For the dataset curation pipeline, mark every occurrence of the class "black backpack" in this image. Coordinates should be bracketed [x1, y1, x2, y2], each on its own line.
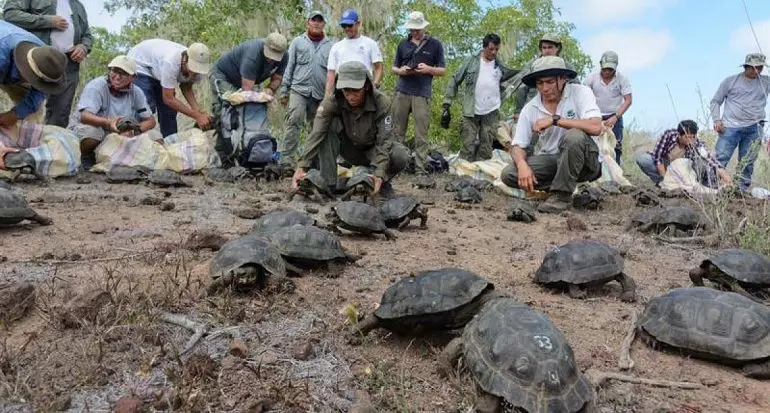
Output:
[240, 132, 278, 168]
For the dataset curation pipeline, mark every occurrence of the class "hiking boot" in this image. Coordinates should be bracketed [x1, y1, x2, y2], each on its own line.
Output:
[81, 152, 96, 171]
[537, 191, 573, 214]
[378, 181, 396, 200]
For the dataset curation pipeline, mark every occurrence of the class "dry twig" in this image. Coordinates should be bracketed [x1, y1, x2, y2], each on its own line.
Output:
[586, 369, 702, 390]
[618, 311, 638, 370]
[14, 252, 157, 266]
[158, 312, 210, 355]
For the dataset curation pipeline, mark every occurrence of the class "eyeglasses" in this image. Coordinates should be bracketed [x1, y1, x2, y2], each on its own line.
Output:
[340, 23, 353, 28]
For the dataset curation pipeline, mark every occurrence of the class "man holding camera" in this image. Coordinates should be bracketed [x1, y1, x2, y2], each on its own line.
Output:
[391, 11, 445, 174]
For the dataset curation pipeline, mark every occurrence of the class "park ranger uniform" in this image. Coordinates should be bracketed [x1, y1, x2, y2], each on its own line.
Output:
[297, 61, 409, 192]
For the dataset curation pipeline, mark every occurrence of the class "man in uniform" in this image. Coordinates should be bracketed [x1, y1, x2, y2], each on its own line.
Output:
[501, 56, 603, 213]
[291, 61, 409, 199]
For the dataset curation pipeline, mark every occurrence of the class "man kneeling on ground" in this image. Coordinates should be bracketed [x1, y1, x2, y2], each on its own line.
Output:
[501, 56, 603, 213]
[291, 61, 409, 199]
[635, 119, 732, 188]
[68, 55, 156, 169]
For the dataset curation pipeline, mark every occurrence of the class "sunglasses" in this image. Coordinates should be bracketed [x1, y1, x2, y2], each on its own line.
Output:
[340, 23, 353, 28]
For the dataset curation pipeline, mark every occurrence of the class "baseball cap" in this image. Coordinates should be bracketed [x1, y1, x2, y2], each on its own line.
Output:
[336, 61, 369, 89]
[108, 55, 137, 75]
[186, 43, 211, 74]
[263, 33, 288, 61]
[307, 10, 325, 20]
[339, 8, 359, 25]
[600, 51, 619, 70]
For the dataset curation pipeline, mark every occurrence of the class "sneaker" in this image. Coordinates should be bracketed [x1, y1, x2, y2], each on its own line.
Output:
[378, 181, 396, 200]
[81, 152, 96, 171]
[537, 191, 572, 214]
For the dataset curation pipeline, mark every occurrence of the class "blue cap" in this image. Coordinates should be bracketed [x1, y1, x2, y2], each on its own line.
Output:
[339, 8, 359, 25]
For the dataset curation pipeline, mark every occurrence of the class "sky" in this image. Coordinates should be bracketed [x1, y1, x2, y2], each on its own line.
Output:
[81, 0, 770, 135]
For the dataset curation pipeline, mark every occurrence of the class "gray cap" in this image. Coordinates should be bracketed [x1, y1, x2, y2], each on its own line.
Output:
[521, 56, 577, 87]
[743, 53, 766, 67]
[307, 10, 325, 20]
[263, 32, 288, 61]
[336, 61, 370, 89]
[600, 50, 619, 70]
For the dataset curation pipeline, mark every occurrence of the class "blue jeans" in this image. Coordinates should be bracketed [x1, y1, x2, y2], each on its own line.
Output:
[602, 114, 624, 163]
[715, 123, 762, 191]
[635, 152, 717, 188]
[134, 74, 178, 137]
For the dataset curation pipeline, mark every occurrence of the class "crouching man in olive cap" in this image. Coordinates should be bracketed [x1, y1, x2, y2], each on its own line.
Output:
[291, 61, 409, 199]
[501, 56, 603, 213]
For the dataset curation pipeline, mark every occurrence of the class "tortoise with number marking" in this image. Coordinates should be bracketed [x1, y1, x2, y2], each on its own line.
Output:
[0, 187, 52, 226]
[689, 249, 770, 301]
[327, 200, 396, 240]
[534, 239, 637, 302]
[379, 196, 428, 229]
[352, 268, 495, 340]
[207, 235, 295, 295]
[638, 287, 770, 379]
[439, 297, 594, 413]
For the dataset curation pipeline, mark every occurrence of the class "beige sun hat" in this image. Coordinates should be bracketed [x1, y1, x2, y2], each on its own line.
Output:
[186, 43, 212, 74]
[264, 33, 288, 61]
[107, 55, 137, 75]
[404, 11, 429, 30]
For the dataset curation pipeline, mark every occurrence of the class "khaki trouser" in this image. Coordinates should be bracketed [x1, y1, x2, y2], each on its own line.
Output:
[0, 84, 47, 124]
[280, 91, 321, 167]
[500, 129, 601, 194]
[460, 110, 499, 162]
[314, 119, 410, 187]
[391, 91, 430, 171]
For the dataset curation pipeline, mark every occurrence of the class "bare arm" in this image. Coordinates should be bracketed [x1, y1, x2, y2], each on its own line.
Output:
[162, 87, 202, 120]
[617, 94, 632, 117]
[372, 62, 383, 86]
[138, 116, 157, 133]
[79, 111, 116, 131]
[324, 70, 336, 97]
[266, 74, 282, 94]
[241, 79, 256, 92]
[557, 117, 603, 136]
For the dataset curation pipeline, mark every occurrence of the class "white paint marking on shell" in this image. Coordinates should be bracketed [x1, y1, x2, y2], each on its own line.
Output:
[533, 335, 553, 351]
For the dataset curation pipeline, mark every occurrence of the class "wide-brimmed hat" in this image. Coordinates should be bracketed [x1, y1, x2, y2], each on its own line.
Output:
[264, 33, 288, 61]
[743, 53, 766, 67]
[404, 11, 429, 30]
[13, 42, 68, 94]
[336, 61, 370, 89]
[186, 43, 212, 74]
[521, 56, 577, 87]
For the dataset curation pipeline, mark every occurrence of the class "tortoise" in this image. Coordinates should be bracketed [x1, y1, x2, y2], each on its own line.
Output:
[379, 196, 428, 229]
[106, 165, 147, 184]
[147, 169, 189, 187]
[636, 206, 703, 236]
[506, 198, 536, 223]
[596, 181, 623, 195]
[411, 174, 437, 189]
[3, 151, 46, 182]
[534, 239, 636, 302]
[637, 287, 770, 379]
[0, 187, 52, 226]
[689, 249, 770, 301]
[445, 176, 493, 192]
[341, 166, 376, 205]
[0, 181, 11, 190]
[632, 188, 660, 206]
[625, 209, 658, 231]
[207, 234, 295, 295]
[440, 297, 595, 413]
[327, 201, 397, 240]
[352, 268, 496, 339]
[455, 185, 482, 203]
[287, 168, 334, 202]
[572, 187, 603, 210]
[115, 116, 142, 135]
[267, 225, 360, 275]
[206, 167, 236, 183]
[250, 209, 317, 235]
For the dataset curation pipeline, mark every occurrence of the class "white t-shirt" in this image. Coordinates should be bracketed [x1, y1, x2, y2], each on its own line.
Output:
[327, 35, 382, 73]
[584, 71, 632, 115]
[50, 0, 75, 53]
[512, 83, 602, 155]
[473, 57, 502, 115]
[127, 39, 201, 89]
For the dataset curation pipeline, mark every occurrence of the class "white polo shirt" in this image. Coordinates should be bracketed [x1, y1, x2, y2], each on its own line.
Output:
[127, 39, 202, 89]
[584, 71, 632, 115]
[327, 35, 383, 73]
[512, 83, 601, 155]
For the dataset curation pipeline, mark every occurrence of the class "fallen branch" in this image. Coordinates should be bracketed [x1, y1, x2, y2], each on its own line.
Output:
[653, 234, 716, 245]
[618, 311, 638, 370]
[14, 252, 157, 266]
[158, 312, 211, 356]
[586, 369, 702, 390]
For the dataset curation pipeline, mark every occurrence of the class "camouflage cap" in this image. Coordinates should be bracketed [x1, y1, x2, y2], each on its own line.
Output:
[600, 50, 619, 70]
[743, 53, 766, 67]
[336, 61, 370, 89]
[539, 33, 562, 46]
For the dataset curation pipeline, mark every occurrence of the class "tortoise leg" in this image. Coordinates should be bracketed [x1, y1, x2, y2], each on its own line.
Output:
[31, 213, 53, 226]
[397, 216, 411, 230]
[688, 267, 706, 286]
[340, 187, 356, 201]
[382, 229, 398, 241]
[417, 208, 428, 228]
[206, 273, 237, 296]
[437, 337, 464, 378]
[568, 283, 588, 299]
[284, 261, 304, 277]
[269, 274, 297, 294]
[742, 360, 770, 379]
[475, 385, 503, 413]
[286, 189, 299, 202]
[722, 277, 764, 303]
[615, 273, 637, 302]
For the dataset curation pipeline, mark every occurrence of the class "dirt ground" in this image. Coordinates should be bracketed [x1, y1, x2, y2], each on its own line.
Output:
[0, 171, 768, 413]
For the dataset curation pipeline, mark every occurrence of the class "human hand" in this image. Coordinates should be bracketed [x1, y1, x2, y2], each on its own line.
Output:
[52, 15, 69, 30]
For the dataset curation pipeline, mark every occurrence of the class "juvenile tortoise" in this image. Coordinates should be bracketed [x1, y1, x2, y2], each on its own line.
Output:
[534, 239, 636, 302]
[352, 268, 495, 339]
[411, 174, 437, 189]
[440, 297, 594, 413]
[624, 209, 658, 231]
[267, 225, 360, 276]
[250, 209, 317, 235]
[327, 200, 396, 240]
[455, 185, 482, 204]
[147, 169, 189, 187]
[506, 198, 537, 223]
[689, 249, 770, 301]
[106, 166, 147, 184]
[207, 235, 295, 295]
[115, 117, 143, 135]
[636, 205, 703, 236]
[341, 166, 376, 205]
[287, 169, 334, 202]
[379, 196, 428, 229]
[3, 151, 46, 182]
[638, 287, 770, 379]
[0, 187, 52, 226]
[445, 176, 493, 192]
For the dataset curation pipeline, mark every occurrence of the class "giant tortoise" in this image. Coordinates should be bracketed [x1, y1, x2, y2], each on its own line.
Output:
[638, 287, 770, 379]
[689, 249, 770, 301]
[207, 235, 295, 295]
[327, 201, 396, 240]
[287, 169, 334, 202]
[379, 196, 428, 229]
[0, 187, 52, 226]
[250, 209, 317, 236]
[267, 225, 360, 275]
[440, 297, 594, 413]
[636, 206, 703, 236]
[534, 239, 636, 302]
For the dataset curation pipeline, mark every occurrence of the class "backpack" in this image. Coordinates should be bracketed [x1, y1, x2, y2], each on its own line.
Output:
[219, 100, 273, 167]
[240, 132, 278, 168]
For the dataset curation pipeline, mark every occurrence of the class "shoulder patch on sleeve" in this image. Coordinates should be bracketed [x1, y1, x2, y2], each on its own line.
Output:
[384, 115, 392, 125]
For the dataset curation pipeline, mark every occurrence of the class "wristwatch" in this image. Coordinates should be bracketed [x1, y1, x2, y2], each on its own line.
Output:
[552, 115, 561, 126]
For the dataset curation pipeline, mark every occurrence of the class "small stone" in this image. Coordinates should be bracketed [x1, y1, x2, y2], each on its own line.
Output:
[233, 207, 263, 219]
[115, 395, 142, 413]
[700, 377, 721, 387]
[290, 341, 314, 361]
[159, 201, 175, 211]
[446, 250, 457, 256]
[228, 339, 249, 358]
[76, 176, 92, 184]
[566, 215, 587, 231]
[138, 196, 162, 206]
[305, 206, 319, 214]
